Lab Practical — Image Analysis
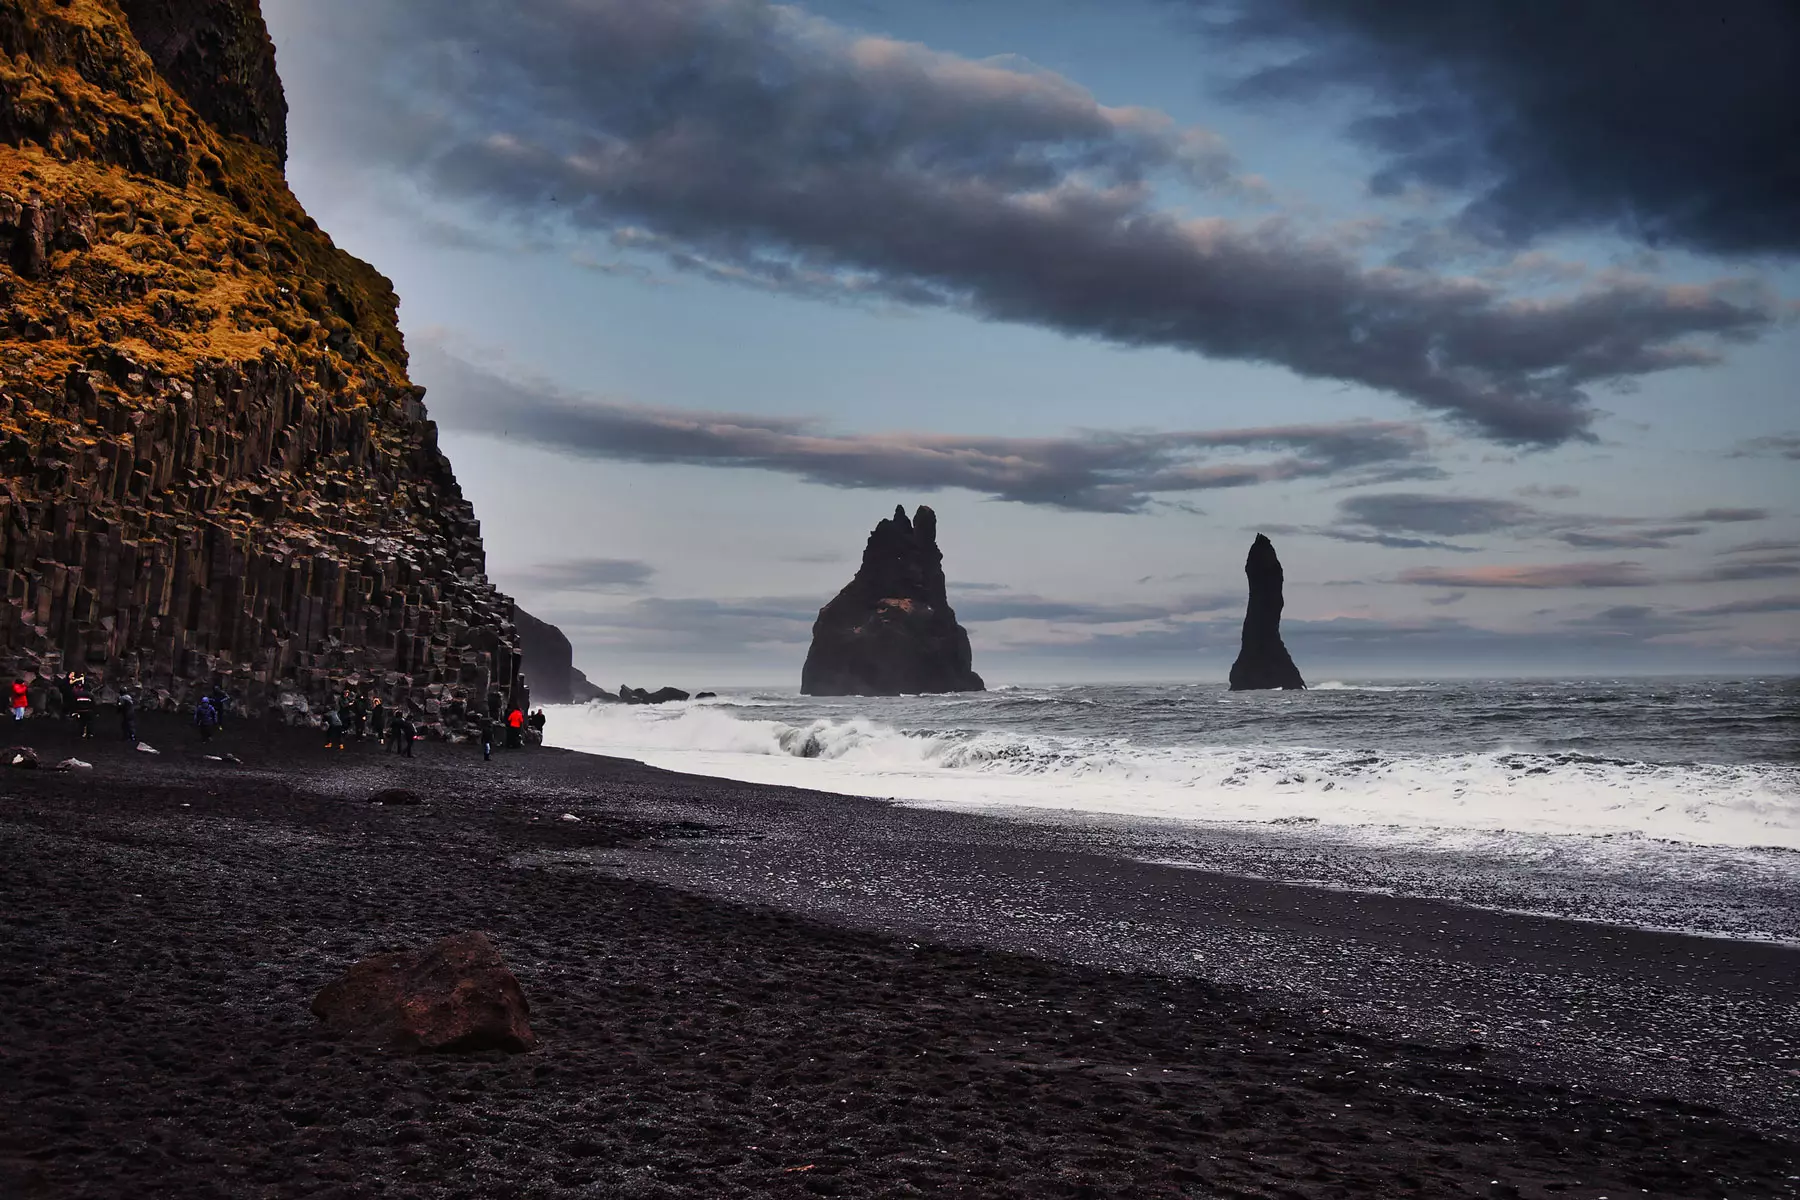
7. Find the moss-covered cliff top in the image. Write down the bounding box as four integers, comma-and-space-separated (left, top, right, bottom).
1, 0, 409, 402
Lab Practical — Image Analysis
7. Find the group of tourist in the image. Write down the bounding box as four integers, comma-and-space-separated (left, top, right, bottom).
7, 672, 548, 759
318, 687, 548, 758
8, 671, 123, 742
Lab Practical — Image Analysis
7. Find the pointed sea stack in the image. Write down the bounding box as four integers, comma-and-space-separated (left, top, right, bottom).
1228, 534, 1306, 691
801, 506, 984, 696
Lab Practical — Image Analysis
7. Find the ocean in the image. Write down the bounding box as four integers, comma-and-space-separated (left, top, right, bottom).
542, 676, 1800, 938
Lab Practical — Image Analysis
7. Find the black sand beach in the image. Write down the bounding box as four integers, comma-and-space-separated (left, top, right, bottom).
1, 716, 1795, 1198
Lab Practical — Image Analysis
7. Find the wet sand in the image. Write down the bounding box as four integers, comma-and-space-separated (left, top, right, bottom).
1, 715, 1794, 1198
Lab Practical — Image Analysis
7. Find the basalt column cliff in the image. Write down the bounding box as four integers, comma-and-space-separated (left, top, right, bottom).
802, 505, 983, 697
1227, 534, 1306, 691
0, 0, 527, 718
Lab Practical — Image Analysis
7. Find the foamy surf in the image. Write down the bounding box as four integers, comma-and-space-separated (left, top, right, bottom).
542, 688, 1800, 850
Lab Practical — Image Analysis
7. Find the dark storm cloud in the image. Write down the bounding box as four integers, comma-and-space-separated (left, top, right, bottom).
417, 345, 1432, 513
290, 0, 1779, 445
508, 558, 656, 592
1193, 0, 1800, 256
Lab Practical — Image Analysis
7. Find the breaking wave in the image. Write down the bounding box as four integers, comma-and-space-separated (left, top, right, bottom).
543, 697, 1800, 850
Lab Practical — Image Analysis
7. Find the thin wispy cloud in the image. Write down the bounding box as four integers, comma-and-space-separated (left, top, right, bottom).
1400, 551, 1800, 589
282, 0, 1780, 445
418, 344, 1435, 513
508, 558, 656, 592
1398, 562, 1650, 590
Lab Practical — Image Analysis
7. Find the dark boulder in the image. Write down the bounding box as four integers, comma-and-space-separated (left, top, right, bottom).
618, 686, 690, 705
367, 787, 422, 805
1228, 534, 1306, 691
310, 931, 536, 1053
801, 506, 984, 697
694, 692, 716, 700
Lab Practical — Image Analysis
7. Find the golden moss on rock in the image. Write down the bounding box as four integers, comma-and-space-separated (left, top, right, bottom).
0, 0, 528, 726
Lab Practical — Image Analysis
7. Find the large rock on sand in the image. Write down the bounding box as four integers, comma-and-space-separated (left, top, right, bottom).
1228, 534, 1306, 691
801, 505, 984, 696
311, 932, 536, 1053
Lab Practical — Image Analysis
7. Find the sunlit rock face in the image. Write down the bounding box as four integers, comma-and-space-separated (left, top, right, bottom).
0, 0, 526, 721
801, 505, 984, 697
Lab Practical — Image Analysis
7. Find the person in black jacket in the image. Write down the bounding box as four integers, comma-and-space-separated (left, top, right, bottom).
118, 688, 137, 743
71, 685, 95, 739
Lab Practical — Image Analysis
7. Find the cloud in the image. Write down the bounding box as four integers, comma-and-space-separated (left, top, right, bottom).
1730, 435, 1800, 461
416, 344, 1434, 513
1194, 0, 1800, 257
1723, 539, 1800, 556
1400, 550, 1800, 589
508, 558, 655, 592
955, 593, 1235, 625
1320, 491, 1772, 552
1555, 527, 1702, 550
1398, 562, 1650, 589
537, 595, 817, 655
1336, 493, 1533, 537
1679, 508, 1771, 524
1684, 595, 1800, 617
281, 0, 1779, 445
1699, 556, 1800, 583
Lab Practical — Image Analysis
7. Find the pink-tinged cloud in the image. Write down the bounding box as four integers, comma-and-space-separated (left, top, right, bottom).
1399, 562, 1649, 589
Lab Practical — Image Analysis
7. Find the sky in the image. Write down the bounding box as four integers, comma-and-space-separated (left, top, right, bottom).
260, 0, 1799, 684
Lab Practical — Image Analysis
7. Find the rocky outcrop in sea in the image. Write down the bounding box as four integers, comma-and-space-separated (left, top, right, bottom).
0, 0, 527, 725
1228, 534, 1306, 691
801, 505, 984, 697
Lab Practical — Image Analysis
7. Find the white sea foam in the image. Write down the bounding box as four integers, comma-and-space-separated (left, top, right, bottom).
542, 701, 1800, 850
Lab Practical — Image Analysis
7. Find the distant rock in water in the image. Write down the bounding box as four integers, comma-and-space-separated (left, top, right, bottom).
802, 506, 984, 697
1228, 535, 1306, 691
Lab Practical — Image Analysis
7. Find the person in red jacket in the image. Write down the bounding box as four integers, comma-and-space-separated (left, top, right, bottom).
8, 678, 27, 721
505, 707, 524, 749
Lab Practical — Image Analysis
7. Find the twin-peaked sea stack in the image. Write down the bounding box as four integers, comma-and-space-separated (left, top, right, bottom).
801, 506, 984, 697
1228, 534, 1307, 691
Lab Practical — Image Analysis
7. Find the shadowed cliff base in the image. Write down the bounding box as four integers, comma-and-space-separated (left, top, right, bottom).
1229, 533, 1307, 691
802, 505, 984, 696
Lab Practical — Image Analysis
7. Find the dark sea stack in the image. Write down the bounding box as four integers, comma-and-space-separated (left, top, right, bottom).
1228, 534, 1307, 692
801, 505, 984, 697
0, 0, 526, 719
311, 932, 536, 1054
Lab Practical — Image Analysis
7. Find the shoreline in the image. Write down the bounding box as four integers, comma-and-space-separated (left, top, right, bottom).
2, 713, 1795, 1196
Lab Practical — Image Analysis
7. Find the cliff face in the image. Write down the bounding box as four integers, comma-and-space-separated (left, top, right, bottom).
1227, 534, 1306, 692
801, 505, 984, 697
0, 0, 525, 720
